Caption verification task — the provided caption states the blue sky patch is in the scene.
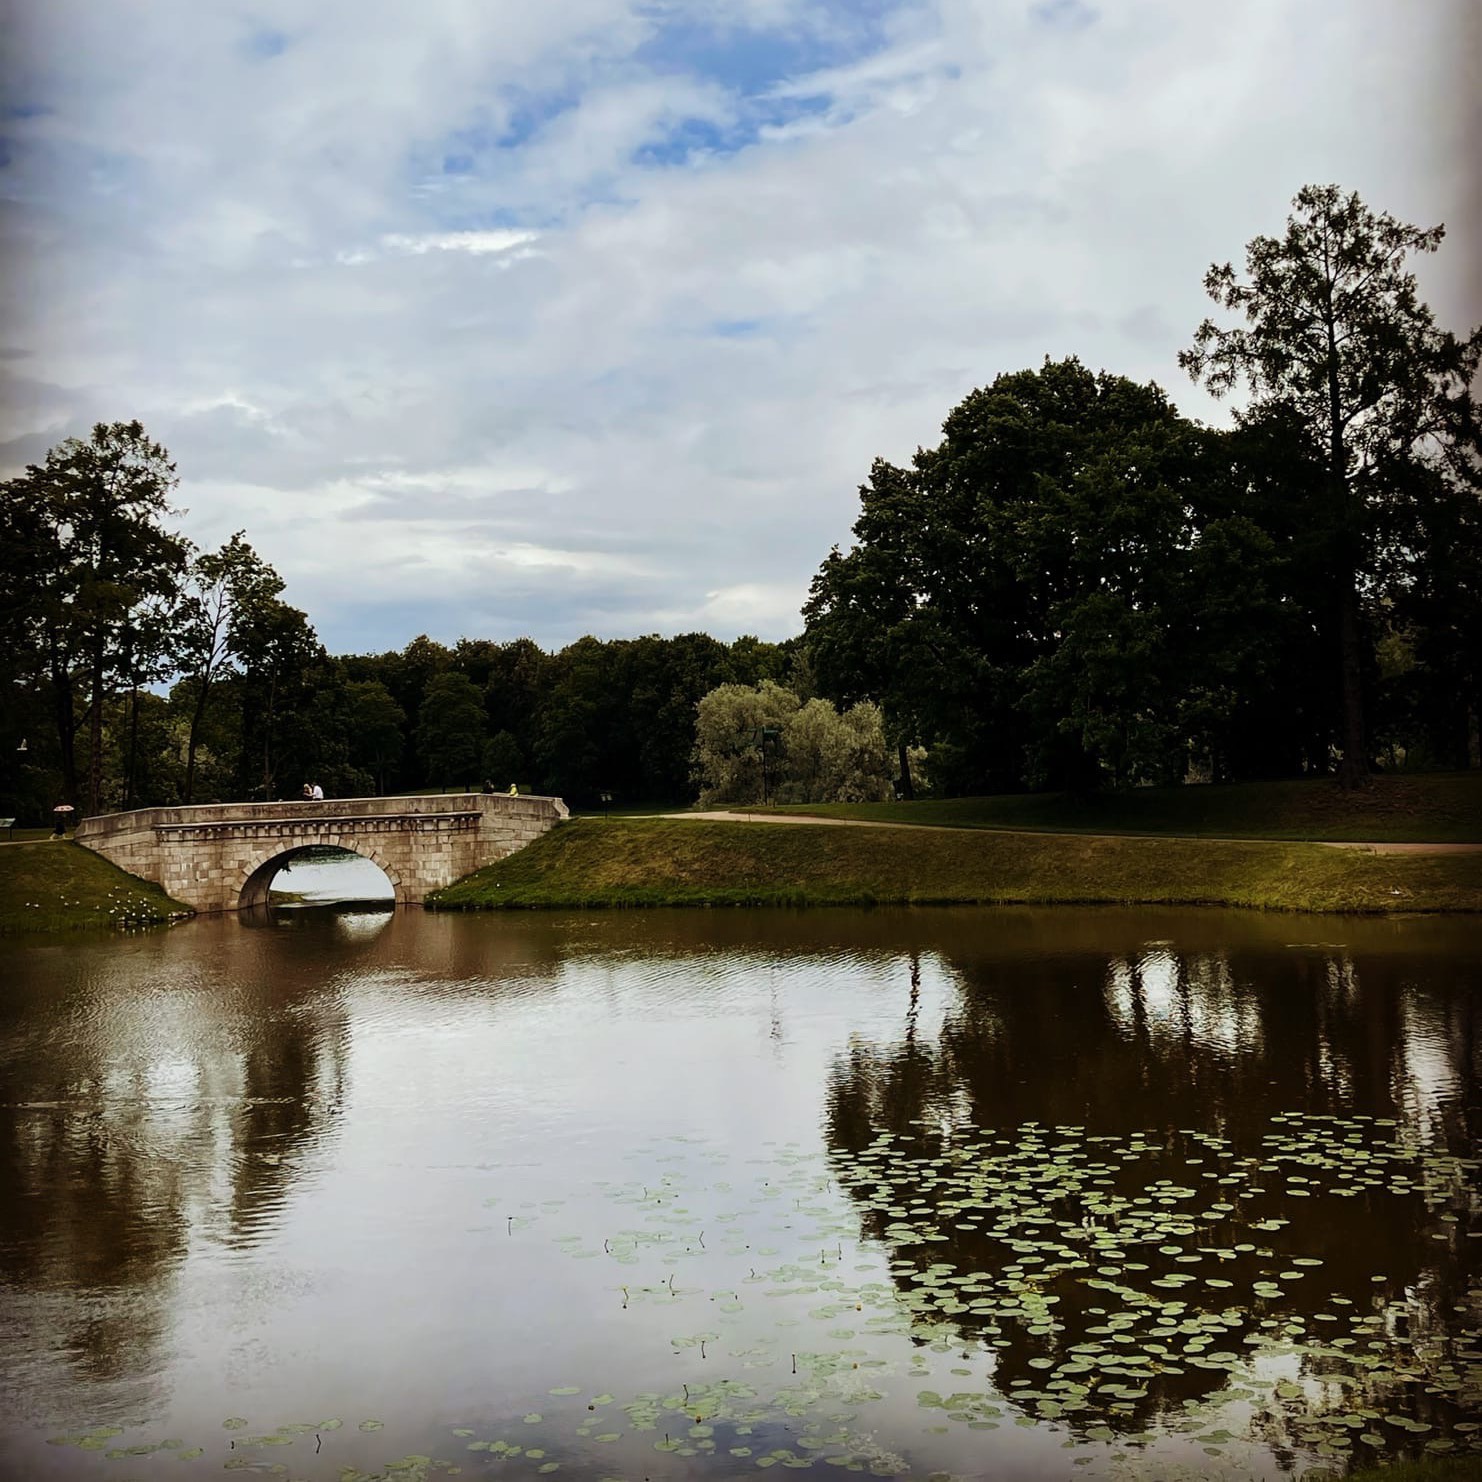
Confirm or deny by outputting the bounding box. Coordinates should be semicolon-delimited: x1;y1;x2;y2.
636;2;906;98
408;8;913;211
632;91;834;170
496;86;584;149
708;318;764;338
633;115;731;168
244;27;291;59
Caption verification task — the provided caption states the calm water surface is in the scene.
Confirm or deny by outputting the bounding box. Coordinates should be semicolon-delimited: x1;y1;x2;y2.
1;893;1478;1482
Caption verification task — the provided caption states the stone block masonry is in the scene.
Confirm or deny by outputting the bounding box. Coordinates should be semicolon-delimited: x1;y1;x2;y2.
74;793;570;913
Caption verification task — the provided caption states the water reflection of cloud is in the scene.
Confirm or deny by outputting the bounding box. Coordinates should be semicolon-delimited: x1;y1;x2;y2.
0;936;353;1396
334;909;394;943
1393;994;1463;1131
825;931;1481;1459
1102;948;1258;1059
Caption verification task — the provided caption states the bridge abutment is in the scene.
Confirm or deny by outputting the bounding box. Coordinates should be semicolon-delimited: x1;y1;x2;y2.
74;794;569;914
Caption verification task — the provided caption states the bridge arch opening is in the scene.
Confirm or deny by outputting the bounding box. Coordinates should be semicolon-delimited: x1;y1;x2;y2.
238;843;402;912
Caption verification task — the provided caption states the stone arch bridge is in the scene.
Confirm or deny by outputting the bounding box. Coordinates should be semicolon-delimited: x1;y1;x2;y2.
75;793;569;914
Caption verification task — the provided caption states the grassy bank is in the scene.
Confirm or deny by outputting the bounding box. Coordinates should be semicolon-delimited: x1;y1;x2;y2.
427;817;1482;914
0;841;191;934
751;770;1482;843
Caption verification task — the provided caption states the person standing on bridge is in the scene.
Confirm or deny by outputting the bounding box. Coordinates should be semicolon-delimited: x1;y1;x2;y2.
310;781;325;801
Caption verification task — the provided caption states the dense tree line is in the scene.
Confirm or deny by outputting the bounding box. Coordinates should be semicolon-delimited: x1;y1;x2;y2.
2;185;1477;823
0;493;803;819
805;187;1482;793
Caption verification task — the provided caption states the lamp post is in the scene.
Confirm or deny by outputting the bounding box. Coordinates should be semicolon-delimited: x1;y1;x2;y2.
754;726;781;805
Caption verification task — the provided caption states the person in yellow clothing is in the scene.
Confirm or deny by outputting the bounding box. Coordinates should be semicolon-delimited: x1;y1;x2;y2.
507;783;518;795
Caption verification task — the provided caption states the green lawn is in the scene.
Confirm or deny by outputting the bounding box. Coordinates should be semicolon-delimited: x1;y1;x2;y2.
427;817;1482;915
390;788;664;817
0;840;191;934
567;799;681;818
749;771;1482;843
1;827;55;843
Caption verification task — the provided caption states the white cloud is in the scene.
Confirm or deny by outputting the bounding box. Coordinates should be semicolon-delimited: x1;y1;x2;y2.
2;0;1473;652
696;582;809;633
377;230;540;256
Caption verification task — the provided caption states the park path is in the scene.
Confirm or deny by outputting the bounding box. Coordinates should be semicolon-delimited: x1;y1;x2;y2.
653;810;1482;854
5;819;1477;855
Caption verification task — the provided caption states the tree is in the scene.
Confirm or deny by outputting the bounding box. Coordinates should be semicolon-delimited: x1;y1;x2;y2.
415;671;486;787
618;633;733;801
177;534;284;802
804;466;941;798
692;682;894;804
484;638;549;785
6;423;186;812
0;477;63;817
481;730;524;789
692;681;801;805
778;697;893;804
1180;183;1482;786
232;599;324;800
805;359;1214;793
1178;406;1338;780
345;680;406;794
116;587;184;808
1389;468;1482;767
397;634;454;738
109;687;182;808
532;637;626;801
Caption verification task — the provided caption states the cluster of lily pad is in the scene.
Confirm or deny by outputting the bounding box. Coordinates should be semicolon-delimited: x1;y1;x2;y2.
38;1113;1479;1481
527;1117;1479;1469
821;1112;1480;1460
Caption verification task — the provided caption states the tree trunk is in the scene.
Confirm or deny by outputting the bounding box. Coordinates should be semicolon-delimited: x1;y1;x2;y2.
184;675;212;804
125;684;141;808
897;739;914;800
1324;289;1367;791
262;670;278;800
1335;577;1368;789
47;629;78;805
86;632;106;815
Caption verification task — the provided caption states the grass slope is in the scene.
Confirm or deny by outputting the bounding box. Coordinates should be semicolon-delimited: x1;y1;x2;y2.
427;818;1482;914
751;771;1482;842
0;841;191;934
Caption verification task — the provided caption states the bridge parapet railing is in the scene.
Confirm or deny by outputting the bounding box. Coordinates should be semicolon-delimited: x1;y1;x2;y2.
76;792;568;843
155;810;482;841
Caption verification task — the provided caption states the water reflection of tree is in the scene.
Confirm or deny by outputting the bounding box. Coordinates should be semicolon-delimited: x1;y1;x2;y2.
824;939;1479;1451
0;933;353;1387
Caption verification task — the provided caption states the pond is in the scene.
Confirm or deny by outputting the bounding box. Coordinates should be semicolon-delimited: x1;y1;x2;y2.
1;897;1478;1482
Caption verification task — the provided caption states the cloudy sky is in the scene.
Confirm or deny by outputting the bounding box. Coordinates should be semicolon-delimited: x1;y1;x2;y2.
2;0;1477;655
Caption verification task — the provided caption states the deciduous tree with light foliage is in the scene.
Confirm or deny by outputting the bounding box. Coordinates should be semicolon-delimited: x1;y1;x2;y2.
778;698;893;804
692;681;893;806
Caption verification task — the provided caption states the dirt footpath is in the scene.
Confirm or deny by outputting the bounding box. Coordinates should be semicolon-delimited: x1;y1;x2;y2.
656;810;1482;853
